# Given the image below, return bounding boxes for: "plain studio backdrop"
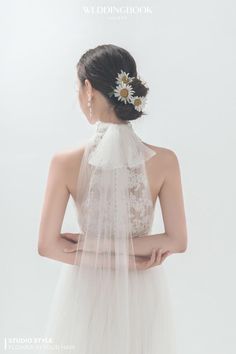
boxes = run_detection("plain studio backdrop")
[0,1,235,353]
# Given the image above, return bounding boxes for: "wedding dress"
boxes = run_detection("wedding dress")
[42,120,176,354]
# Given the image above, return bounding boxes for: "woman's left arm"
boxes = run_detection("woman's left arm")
[133,150,188,257]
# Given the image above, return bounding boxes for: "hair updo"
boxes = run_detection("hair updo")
[76,44,149,121]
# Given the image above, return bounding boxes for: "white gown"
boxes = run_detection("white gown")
[42,121,176,354]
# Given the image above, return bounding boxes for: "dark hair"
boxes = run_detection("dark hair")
[76,44,149,121]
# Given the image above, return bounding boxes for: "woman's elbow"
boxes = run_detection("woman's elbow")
[179,243,187,253]
[38,237,52,257]
[38,234,60,257]
[179,237,188,253]
[169,234,188,253]
[38,240,47,256]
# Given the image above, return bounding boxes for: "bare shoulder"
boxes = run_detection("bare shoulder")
[141,142,180,199]
[143,142,179,168]
[48,146,86,197]
[49,145,86,185]
[50,145,85,167]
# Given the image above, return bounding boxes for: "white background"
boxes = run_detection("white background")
[0,1,235,353]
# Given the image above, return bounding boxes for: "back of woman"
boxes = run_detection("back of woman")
[38,44,187,354]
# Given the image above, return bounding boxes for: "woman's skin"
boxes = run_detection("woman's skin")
[38,78,188,270]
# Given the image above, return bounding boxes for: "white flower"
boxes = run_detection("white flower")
[113,82,135,104]
[115,70,134,85]
[108,70,148,111]
[130,96,147,112]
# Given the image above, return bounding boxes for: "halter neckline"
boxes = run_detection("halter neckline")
[96,120,132,133]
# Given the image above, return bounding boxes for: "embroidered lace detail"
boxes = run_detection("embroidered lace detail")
[77,121,155,238]
[79,164,154,238]
[128,164,154,237]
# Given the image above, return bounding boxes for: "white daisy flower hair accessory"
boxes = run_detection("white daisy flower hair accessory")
[108,69,148,112]
[130,96,147,112]
[113,81,135,104]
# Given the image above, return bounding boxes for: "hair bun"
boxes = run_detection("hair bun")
[77,44,150,121]
[130,76,149,97]
[112,75,149,121]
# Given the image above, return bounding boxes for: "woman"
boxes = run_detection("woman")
[38,44,187,354]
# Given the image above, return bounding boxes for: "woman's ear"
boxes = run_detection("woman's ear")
[84,79,93,98]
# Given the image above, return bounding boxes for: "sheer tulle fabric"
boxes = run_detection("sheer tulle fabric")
[43,121,176,354]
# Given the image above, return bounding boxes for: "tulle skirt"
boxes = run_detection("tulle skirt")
[41,263,176,354]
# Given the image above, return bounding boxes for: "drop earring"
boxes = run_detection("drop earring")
[87,95,92,120]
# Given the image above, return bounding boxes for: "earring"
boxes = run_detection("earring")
[87,95,92,119]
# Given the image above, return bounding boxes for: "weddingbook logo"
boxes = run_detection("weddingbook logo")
[81,5,153,18]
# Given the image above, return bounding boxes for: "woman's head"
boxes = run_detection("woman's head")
[76,44,149,124]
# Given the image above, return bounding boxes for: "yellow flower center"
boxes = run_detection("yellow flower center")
[134,98,141,106]
[120,88,129,98]
[122,76,129,84]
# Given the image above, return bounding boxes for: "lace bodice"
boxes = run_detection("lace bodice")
[76,120,156,238]
[127,164,155,237]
